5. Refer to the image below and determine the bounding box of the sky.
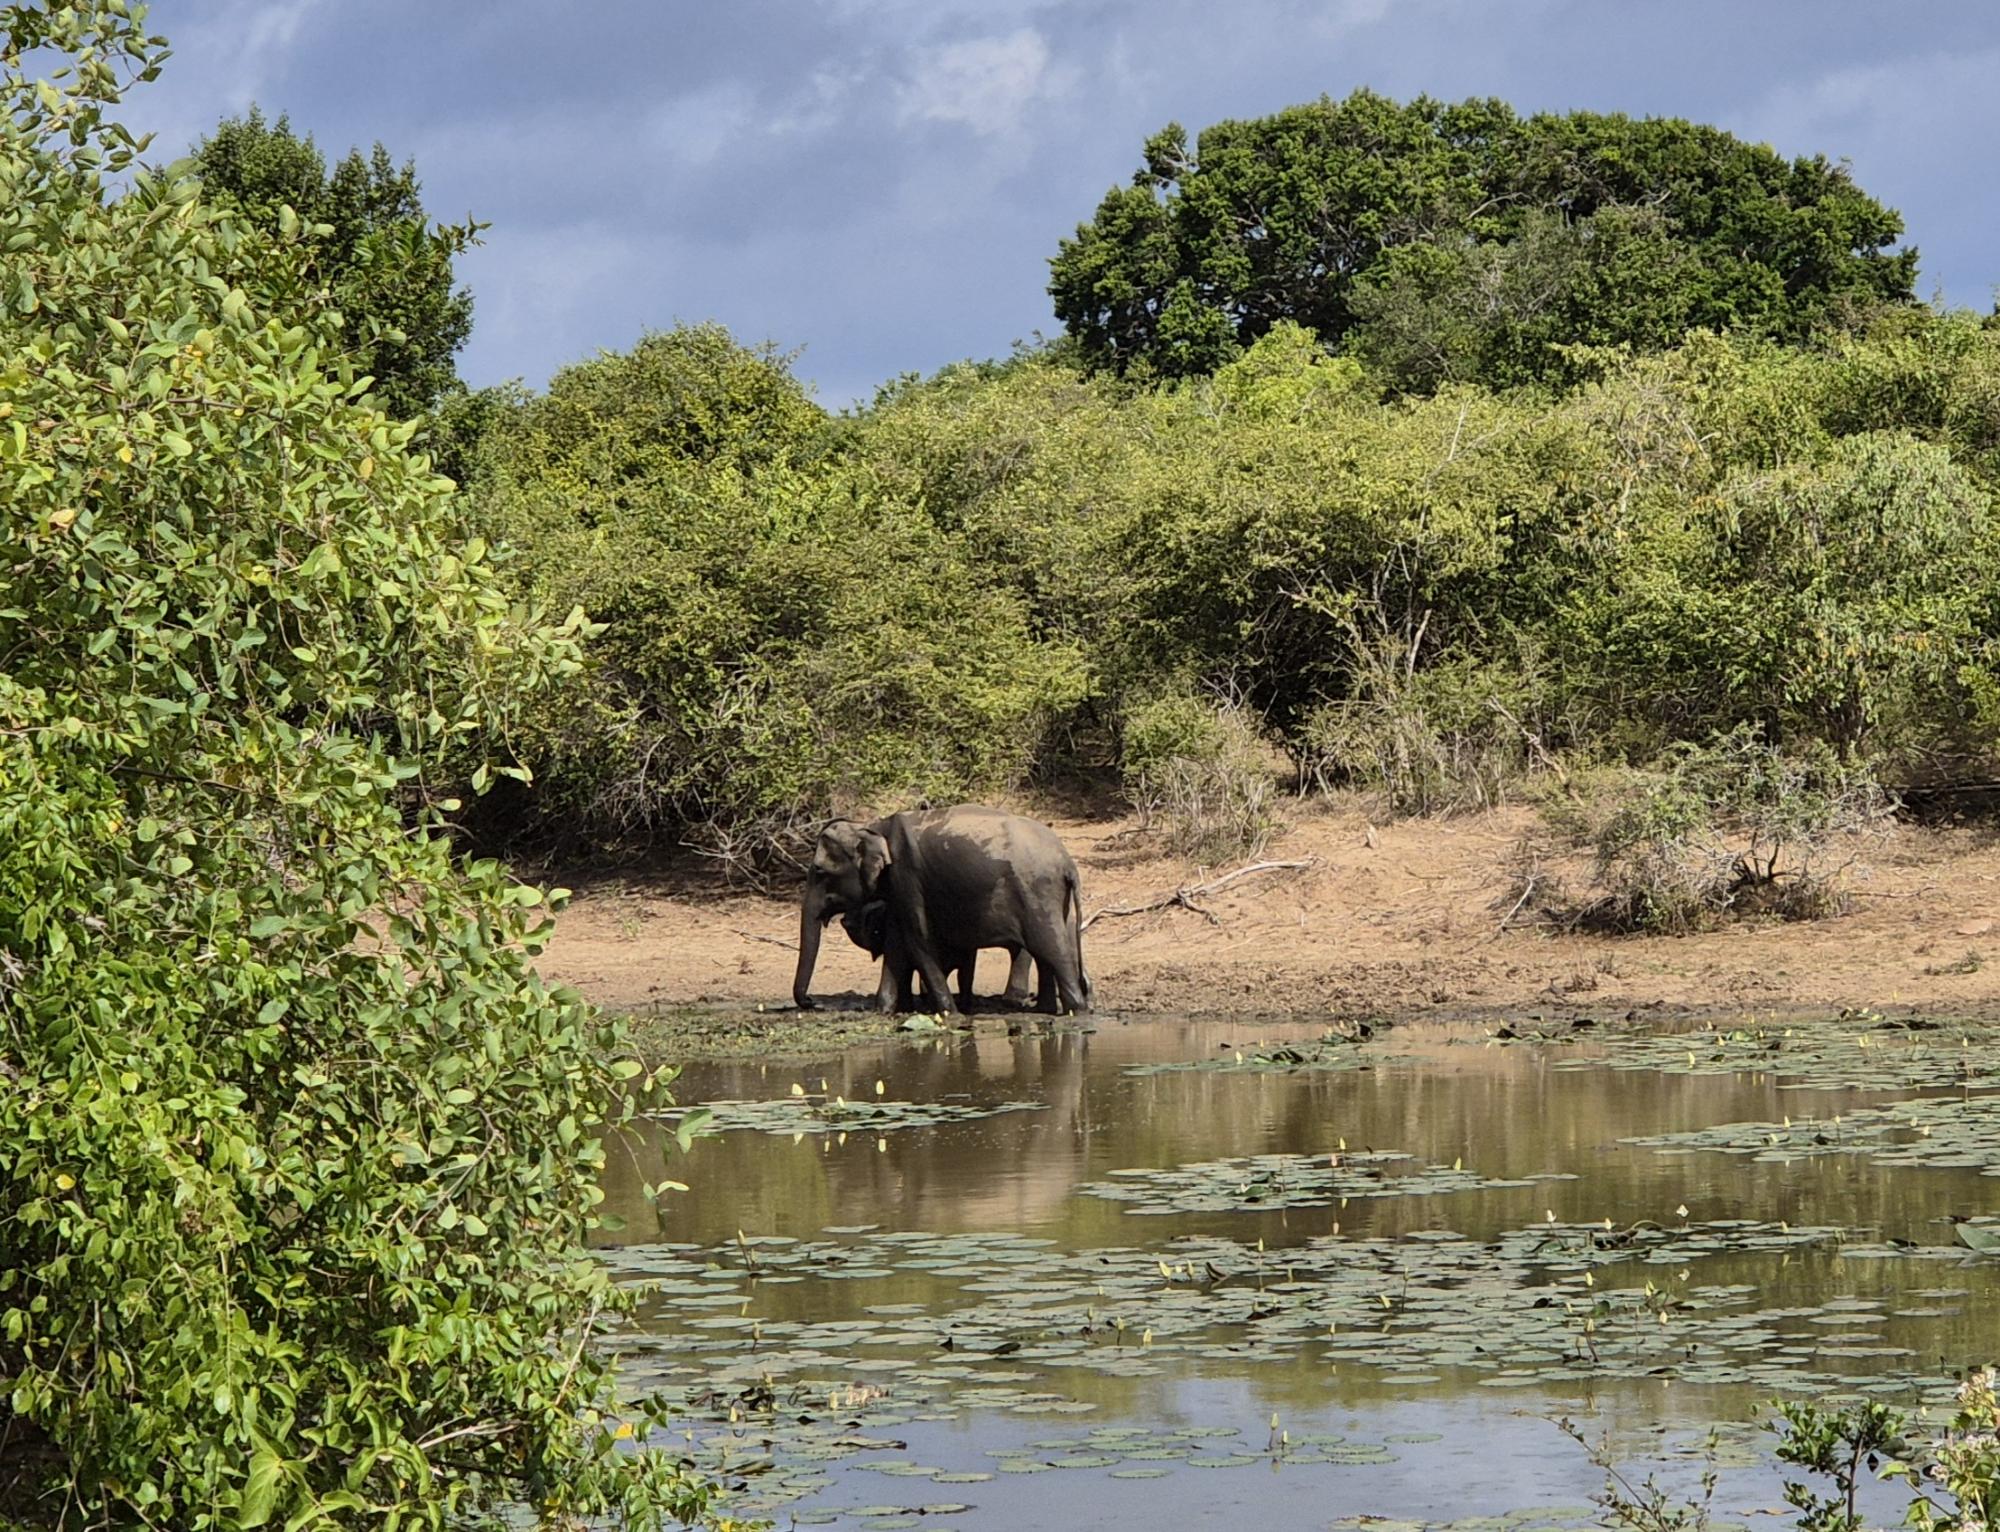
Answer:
[127,1,2000,408]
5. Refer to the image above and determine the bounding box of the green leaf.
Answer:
[1954,1222,2000,1254]
[240,1443,284,1528]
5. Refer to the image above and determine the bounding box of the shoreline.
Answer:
[538,799,2000,1052]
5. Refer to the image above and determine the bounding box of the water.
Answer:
[597,1017,2000,1529]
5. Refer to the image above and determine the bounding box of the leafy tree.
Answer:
[1349,204,1697,391]
[192,105,475,420]
[1050,90,1917,383]
[462,327,1087,856]
[0,6,704,1525]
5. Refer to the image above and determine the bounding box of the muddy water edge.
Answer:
[596,1016,2000,1530]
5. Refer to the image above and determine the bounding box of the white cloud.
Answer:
[134,0,324,160]
[238,0,319,77]
[1304,0,1393,37]
[768,65,868,138]
[1739,46,2000,162]
[642,82,756,167]
[896,28,1066,137]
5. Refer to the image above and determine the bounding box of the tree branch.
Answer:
[1082,859,1317,931]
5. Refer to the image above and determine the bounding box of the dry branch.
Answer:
[1082,858,1317,931]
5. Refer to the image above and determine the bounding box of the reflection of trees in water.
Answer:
[602,1025,2000,1354]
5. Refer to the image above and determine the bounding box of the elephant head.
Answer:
[840,900,889,958]
[792,819,892,1008]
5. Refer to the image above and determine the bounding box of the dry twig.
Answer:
[1082,858,1317,931]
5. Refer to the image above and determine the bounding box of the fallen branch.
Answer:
[1083,858,1317,931]
[732,929,795,950]
[1488,880,1537,942]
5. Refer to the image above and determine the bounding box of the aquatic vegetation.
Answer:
[1076,1150,1571,1214]
[1623,1095,2000,1178]
[667,1095,1049,1136]
[622,1022,2000,1523]
[1122,1031,1392,1076]
[1551,1017,2000,1092]
[597,1213,1980,1517]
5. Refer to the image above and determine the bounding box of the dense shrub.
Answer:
[463,330,1087,857]
[1121,691,1281,860]
[840,320,2000,830]
[446,230,2000,869]
[1292,636,1559,815]
[1548,730,1886,933]
[0,10,702,1525]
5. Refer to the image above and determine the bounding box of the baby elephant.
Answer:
[841,899,1038,1012]
[794,804,1091,1015]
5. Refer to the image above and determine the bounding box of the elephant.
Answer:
[841,899,1039,1012]
[793,805,1092,1016]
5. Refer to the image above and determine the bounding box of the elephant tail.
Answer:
[1065,865,1092,1008]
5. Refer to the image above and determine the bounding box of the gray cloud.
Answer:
[122,1,2000,405]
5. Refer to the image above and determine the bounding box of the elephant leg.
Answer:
[1001,948,1035,1009]
[873,961,902,1015]
[911,950,958,1015]
[883,894,959,1016]
[1034,963,1056,1013]
[955,949,977,1011]
[1024,917,1090,1016]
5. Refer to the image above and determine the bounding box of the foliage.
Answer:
[1557,731,1886,933]
[418,149,2000,867]
[1890,1366,2000,1532]
[1557,1417,1718,1532]
[1050,90,1915,384]
[1121,690,1281,860]
[462,328,1088,858]
[1771,1399,1908,1532]
[1291,628,1557,815]
[1349,205,1697,392]
[192,105,476,420]
[0,7,703,1526]
[831,317,2000,838]
[1564,423,1995,762]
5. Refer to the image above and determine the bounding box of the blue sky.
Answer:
[131,1,2000,407]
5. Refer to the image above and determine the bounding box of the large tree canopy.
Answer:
[1049,91,1919,384]
[192,106,475,419]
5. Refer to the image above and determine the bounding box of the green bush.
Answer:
[1121,691,1281,860]
[1562,426,1995,764]
[0,11,702,1525]
[1771,1373,2000,1532]
[464,331,1088,858]
[1291,631,1559,815]
[846,321,2000,817]
[1560,731,1885,933]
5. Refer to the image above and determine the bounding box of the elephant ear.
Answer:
[857,828,892,893]
[812,819,860,876]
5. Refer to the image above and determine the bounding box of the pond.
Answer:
[597,1015,2000,1530]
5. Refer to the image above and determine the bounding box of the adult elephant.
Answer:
[793,805,1091,1015]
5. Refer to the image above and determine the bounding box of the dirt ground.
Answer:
[537,798,2000,1026]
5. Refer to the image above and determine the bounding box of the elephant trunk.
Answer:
[793,873,827,1009]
